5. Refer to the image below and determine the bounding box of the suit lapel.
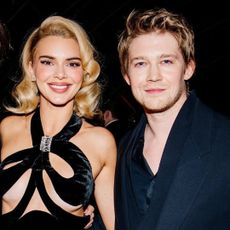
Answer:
[155,137,212,230]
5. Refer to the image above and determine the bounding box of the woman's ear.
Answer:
[28,61,36,81]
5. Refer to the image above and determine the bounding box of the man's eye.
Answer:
[135,62,145,67]
[162,59,172,64]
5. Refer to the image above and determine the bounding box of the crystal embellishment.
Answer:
[40,136,53,152]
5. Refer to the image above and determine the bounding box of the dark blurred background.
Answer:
[1,0,230,118]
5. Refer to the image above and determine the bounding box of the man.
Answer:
[115,8,230,230]
[103,94,136,144]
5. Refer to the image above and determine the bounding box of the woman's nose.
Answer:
[55,66,67,79]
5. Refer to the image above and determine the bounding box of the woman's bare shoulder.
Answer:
[74,120,117,159]
[82,120,115,145]
[0,114,31,137]
[1,114,24,128]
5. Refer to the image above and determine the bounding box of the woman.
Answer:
[0,15,116,229]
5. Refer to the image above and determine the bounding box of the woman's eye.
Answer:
[40,60,52,65]
[69,62,81,67]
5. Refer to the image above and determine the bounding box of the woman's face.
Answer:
[29,35,84,107]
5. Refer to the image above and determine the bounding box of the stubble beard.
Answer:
[143,87,185,114]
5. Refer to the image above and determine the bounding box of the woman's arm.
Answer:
[94,130,117,230]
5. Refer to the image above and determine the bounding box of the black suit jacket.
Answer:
[115,91,230,230]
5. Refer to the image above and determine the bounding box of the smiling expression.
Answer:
[29,35,84,108]
[125,31,195,114]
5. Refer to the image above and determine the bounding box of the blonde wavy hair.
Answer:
[118,8,195,76]
[5,15,101,119]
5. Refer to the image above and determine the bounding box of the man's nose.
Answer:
[146,64,161,81]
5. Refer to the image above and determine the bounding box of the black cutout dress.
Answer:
[0,109,94,229]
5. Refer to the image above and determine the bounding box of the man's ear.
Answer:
[103,110,113,125]
[184,60,196,81]
[124,74,131,85]
[103,110,111,119]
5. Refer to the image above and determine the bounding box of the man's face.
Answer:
[125,31,194,114]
